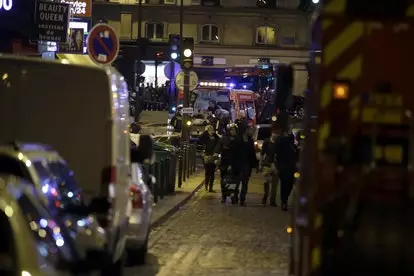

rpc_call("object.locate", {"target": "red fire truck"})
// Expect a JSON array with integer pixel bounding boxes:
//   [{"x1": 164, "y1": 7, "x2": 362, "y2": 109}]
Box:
[{"x1": 290, "y1": 1, "x2": 414, "y2": 275}]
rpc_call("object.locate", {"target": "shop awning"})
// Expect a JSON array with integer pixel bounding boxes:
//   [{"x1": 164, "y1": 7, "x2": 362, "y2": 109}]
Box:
[{"x1": 56, "y1": 54, "x2": 97, "y2": 67}]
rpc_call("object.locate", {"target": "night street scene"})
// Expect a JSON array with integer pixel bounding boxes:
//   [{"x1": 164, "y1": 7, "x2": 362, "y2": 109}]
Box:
[{"x1": 1, "y1": 0, "x2": 414, "y2": 275}]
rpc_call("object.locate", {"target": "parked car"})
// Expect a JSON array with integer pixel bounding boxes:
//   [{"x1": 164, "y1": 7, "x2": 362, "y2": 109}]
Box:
[
  {"x1": 152, "y1": 134, "x2": 181, "y2": 148},
  {"x1": 0, "y1": 55, "x2": 134, "y2": 274},
  {"x1": 0, "y1": 175, "x2": 45, "y2": 276},
  {"x1": 0, "y1": 144, "x2": 107, "y2": 263},
  {"x1": 125, "y1": 163, "x2": 153, "y2": 264},
  {"x1": 0, "y1": 174, "x2": 103, "y2": 275}
]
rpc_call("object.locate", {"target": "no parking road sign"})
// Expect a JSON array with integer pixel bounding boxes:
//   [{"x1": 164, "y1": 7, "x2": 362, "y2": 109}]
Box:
[{"x1": 87, "y1": 24, "x2": 120, "y2": 65}]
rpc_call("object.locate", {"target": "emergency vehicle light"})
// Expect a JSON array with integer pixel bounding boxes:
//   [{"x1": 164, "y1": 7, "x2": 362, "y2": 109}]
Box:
[
  {"x1": 199, "y1": 82, "x2": 227, "y2": 87},
  {"x1": 333, "y1": 83, "x2": 349, "y2": 100}
]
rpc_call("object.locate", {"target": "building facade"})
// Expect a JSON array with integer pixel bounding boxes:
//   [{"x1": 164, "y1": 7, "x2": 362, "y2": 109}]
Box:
[{"x1": 92, "y1": 0, "x2": 312, "y2": 95}]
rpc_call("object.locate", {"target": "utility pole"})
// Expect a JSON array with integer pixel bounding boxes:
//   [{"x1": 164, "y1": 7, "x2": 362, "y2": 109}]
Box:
[
  {"x1": 180, "y1": 38, "x2": 194, "y2": 143},
  {"x1": 180, "y1": 0, "x2": 183, "y2": 39},
  {"x1": 179, "y1": 0, "x2": 189, "y2": 142},
  {"x1": 134, "y1": 0, "x2": 143, "y2": 123}
]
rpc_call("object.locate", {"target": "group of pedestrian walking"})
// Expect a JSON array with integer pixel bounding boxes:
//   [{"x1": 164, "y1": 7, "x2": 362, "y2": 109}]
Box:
[{"x1": 198, "y1": 120, "x2": 298, "y2": 210}]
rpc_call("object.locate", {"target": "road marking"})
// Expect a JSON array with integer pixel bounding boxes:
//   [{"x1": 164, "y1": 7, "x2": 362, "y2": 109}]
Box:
[{"x1": 157, "y1": 245, "x2": 188, "y2": 276}]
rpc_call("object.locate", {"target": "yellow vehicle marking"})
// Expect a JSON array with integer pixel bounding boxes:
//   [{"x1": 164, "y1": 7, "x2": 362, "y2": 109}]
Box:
[{"x1": 323, "y1": 21, "x2": 364, "y2": 66}]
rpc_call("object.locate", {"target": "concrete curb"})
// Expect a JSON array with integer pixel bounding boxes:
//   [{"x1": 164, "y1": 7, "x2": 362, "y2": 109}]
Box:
[{"x1": 150, "y1": 179, "x2": 205, "y2": 229}]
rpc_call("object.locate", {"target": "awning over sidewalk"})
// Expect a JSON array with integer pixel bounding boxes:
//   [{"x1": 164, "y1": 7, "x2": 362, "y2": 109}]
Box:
[{"x1": 56, "y1": 54, "x2": 97, "y2": 67}]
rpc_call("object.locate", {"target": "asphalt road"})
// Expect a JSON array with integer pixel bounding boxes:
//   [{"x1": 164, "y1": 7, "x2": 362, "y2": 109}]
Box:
[{"x1": 125, "y1": 173, "x2": 291, "y2": 276}]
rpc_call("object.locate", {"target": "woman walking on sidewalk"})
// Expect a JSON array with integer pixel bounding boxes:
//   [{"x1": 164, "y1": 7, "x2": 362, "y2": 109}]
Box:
[{"x1": 199, "y1": 125, "x2": 220, "y2": 192}]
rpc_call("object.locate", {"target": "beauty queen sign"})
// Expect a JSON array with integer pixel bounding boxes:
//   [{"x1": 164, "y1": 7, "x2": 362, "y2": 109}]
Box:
[{"x1": 0, "y1": 0, "x2": 13, "y2": 11}]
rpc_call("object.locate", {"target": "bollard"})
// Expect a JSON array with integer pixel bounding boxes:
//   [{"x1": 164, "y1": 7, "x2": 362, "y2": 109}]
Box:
[
  {"x1": 159, "y1": 159, "x2": 165, "y2": 199},
  {"x1": 178, "y1": 151, "x2": 183, "y2": 188},
  {"x1": 186, "y1": 144, "x2": 190, "y2": 179},
  {"x1": 190, "y1": 145, "x2": 196, "y2": 174},
  {"x1": 183, "y1": 146, "x2": 187, "y2": 182},
  {"x1": 170, "y1": 154, "x2": 177, "y2": 192},
  {"x1": 192, "y1": 145, "x2": 197, "y2": 173},
  {"x1": 189, "y1": 145, "x2": 194, "y2": 175},
  {"x1": 162, "y1": 157, "x2": 169, "y2": 195}
]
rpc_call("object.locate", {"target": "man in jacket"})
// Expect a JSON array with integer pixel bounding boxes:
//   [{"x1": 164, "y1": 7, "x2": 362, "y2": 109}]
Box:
[
  {"x1": 260, "y1": 127, "x2": 280, "y2": 206},
  {"x1": 233, "y1": 125, "x2": 257, "y2": 206},
  {"x1": 274, "y1": 127, "x2": 298, "y2": 211},
  {"x1": 215, "y1": 123, "x2": 238, "y2": 203}
]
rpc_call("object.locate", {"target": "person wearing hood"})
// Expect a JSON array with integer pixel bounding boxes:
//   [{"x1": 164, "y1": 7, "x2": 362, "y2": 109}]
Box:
[{"x1": 199, "y1": 125, "x2": 220, "y2": 192}]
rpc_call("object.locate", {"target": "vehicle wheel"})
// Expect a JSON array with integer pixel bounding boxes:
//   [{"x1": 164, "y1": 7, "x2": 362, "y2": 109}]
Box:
[
  {"x1": 101, "y1": 252, "x2": 125, "y2": 276},
  {"x1": 127, "y1": 238, "x2": 148, "y2": 265}
]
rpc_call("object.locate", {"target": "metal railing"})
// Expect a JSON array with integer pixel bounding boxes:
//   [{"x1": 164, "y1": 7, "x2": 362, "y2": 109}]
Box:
[{"x1": 141, "y1": 143, "x2": 198, "y2": 203}]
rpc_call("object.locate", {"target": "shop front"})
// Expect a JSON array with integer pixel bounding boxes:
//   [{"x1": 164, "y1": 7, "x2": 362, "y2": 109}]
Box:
[{"x1": 40, "y1": 0, "x2": 93, "y2": 61}]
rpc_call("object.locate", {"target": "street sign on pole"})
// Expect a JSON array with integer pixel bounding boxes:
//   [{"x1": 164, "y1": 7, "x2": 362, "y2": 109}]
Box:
[
  {"x1": 164, "y1": 62, "x2": 181, "y2": 80},
  {"x1": 182, "y1": 107, "x2": 194, "y2": 114},
  {"x1": 87, "y1": 24, "x2": 120, "y2": 66},
  {"x1": 175, "y1": 70, "x2": 198, "y2": 91}
]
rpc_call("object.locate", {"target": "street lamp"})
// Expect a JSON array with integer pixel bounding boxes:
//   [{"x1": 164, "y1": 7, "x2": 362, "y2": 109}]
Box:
[{"x1": 312, "y1": 0, "x2": 319, "y2": 3}]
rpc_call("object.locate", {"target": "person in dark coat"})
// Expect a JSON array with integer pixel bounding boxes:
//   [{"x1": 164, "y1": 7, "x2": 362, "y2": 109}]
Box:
[
  {"x1": 274, "y1": 124, "x2": 299, "y2": 211},
  {"x1": 232, "y1": 124, "x2": 257, "y2": 206},
  {"x1": 199, "y1": 125, "x2": 220, "y2": 192},
  {"x1": 214, "y1": 123, "x2": 238, "y2": 203},
  {"x1": 260, "y1": 127, "x2": 280, "y2": 206},
  {"x1": 170, "y1": 107, "x2": 183, "y2": 132}
]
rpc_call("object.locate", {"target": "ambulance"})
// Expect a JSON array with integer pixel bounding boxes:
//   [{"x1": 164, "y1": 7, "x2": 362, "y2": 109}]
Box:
[{"x1": 193, "y1": 82, "x2": 257, "y2": 126}]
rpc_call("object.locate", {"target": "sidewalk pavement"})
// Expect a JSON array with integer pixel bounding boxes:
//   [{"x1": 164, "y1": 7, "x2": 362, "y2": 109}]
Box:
[{"x1": 150, "y1": 169, "x2": 205, "y2": 228}]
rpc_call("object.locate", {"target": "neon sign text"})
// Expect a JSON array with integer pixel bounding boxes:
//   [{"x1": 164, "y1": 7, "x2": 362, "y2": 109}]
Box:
[{"x1": 0, "y1": 0, "x2": 12, "y2": 11}]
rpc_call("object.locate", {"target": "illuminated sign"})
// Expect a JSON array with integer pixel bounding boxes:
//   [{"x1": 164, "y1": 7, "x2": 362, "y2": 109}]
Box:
[
  {"x1": 60, "y1": 0, "x2": 92, "y2": 18},
  {"x1": 0, "y1": 0, "x2": 13, "y2": 11}
]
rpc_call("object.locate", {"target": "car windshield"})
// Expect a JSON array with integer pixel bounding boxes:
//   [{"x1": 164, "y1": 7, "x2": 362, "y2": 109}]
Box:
[
  {"x1": 47, "y1": 161, "x2": 83, "y2": 208},
  {"x1": 257, "y1": 127, "x2": 272, "y2": 140},
  {"x1": 32, "y1": 161, "x2": 53, "y2": 186},
  {"x1": 17, "y1": 193, "x2": 75, "y2": 266}
]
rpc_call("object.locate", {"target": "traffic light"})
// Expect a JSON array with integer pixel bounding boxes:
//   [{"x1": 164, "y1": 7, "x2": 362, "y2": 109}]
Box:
[
  {"x1": 180, "y1": 37, "x2": 194, "y2": 69},
  {"x1": 169, "y1": 34, "x2": 180, "y2": 61}
]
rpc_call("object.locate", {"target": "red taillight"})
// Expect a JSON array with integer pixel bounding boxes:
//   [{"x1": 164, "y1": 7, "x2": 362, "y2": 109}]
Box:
[{"x1": 129, "y1": 185, "x2": 143, "y2": 209}]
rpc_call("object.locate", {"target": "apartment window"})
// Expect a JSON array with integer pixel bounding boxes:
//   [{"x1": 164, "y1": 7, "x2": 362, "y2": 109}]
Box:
[
  {"x1": 146, "y1": 22, "x2": 164, "y2": 40},
  {"x1": 257, "y1": 0, "x2": 276, "y2": 8},
  {"x1": 256, "y1": 26, "x2": 276, "y2": 44},
  {"x1": 282, "y1": 36, "x2": 296, "y2": 45},
  {"x1": 163, "y1": 0, "x2": 176, "y2": 4},
  {"x1": 191, "y1": 0, "x2": 201, "y2": 4},
  {"x1": 120, "y1": 13, "x2": 132, "y2": 39},
  {"x1": 201, "y1": 24, "x2": 219, "y2": 42},
  {"x1": 201, "y1": 0, "x2": 220, "y2": 6}
]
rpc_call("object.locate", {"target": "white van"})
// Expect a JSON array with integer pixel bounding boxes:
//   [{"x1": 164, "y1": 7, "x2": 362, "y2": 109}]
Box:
[{"x1": 0, "y1": 55, "x2": 131, "y2": 275}]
